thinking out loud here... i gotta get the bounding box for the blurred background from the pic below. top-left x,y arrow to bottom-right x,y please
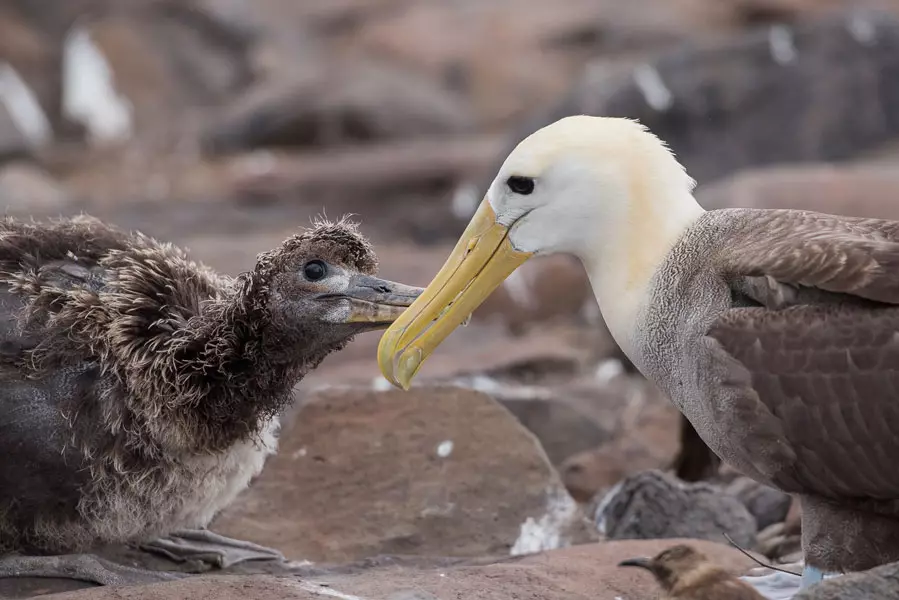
3,0 -> 899,573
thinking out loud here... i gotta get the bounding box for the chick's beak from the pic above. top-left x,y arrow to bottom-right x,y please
377,198 -> 532,390
342,274 -> 424,328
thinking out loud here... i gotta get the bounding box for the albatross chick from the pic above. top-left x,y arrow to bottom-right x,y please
377,115 -> 899,589
0,215 -> 421,585
619,544 -> 766,600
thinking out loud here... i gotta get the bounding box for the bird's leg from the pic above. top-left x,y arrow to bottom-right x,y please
0,553 -> 184,586
800,565 -> 824,589
138,528 -> 286,570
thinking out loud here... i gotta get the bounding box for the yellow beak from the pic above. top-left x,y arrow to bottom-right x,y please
377,199 -> 533,389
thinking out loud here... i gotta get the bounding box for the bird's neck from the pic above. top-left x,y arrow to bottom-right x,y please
580,187 -> 704,359
143,276 -> 316,454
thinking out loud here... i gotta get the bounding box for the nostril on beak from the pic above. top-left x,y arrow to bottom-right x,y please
376,285 -> 391,293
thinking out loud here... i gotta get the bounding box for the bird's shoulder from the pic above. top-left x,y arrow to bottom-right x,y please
706,208 -> 899,305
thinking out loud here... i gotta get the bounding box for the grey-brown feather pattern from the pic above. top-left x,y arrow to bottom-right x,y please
639,208 -> 899,572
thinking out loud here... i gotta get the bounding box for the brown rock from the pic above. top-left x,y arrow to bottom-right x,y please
476,255 -> 593,332
202,61 -> 475,154
0,104 -> 30,161
0,161 -> 69,213
561,400 -> 681,503
66,4 -> 253,143
212,387 -> 596,562
697,164 -> 899,217
528,9 -> 899,185
0,5 -> 63,139
725,477 -> 792,532
340,0 -> 743,127
595,470 -> 758,548
793,559 -> 899,599
37,540 -> 759,600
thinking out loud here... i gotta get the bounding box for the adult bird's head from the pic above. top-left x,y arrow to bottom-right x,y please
378,115 -> 705,389
251,218 -> 422,349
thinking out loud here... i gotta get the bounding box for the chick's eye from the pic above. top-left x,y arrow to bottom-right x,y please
303,260 -> 327,281
506,175 -> 535,195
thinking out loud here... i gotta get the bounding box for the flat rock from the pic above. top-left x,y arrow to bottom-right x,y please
212,387 -> 596,562
526,9 -> 899,185
595,470 -> 758,549
0,161 -> 69,213
37,540 -> 759,600
475,254 -> 594,333
561,400 -> 681,503
0,104 -> 29,161
203,60 -> 475,154
726,477 -> 792,532
794,560 -> 899,599
697,163 -> 899,217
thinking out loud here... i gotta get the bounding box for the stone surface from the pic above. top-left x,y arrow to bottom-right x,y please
211,387 -> 596,562
595,470 -> 758,549
523,9 -> 899,186
0,103 -> 30,161
0,161 -> 69,213
726,477 -> 792,532
202,61 -> 475,154
475,254 -> 593,331
794,559 -> 899,599
697,164 -> 899,216
35,540 -> 759,600
561,400 -> 681,503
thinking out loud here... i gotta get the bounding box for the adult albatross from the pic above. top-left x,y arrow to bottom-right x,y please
378,115 -> 899,588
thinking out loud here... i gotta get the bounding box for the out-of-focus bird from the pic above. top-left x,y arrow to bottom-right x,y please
619,544 -> 767,600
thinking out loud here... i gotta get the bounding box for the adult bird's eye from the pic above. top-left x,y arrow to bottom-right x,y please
303,260 -> 327,281
506,175 -> 535,195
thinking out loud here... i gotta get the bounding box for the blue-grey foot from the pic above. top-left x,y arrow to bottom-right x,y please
138,528 -> 285,569
0,553 -> 185,586
800,565 -> 824,589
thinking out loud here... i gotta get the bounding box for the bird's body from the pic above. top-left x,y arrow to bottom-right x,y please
0,215 -> 421,573
377,115 -> 899,583
619,544 -> 767,600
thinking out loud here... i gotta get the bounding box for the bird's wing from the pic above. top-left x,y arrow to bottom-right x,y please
700,209 -> 899,501
0,219 -> 128,528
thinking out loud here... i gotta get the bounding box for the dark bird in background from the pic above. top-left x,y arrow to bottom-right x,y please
0,215 -> 422,585
619,544 -> 767,600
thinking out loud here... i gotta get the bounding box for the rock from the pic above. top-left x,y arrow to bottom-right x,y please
475,254 -> 592,331
202,61 -> 475,154
0,5 -> 62,141
339,0 -> 749,128
793,560 -> 899,599
697,163 -> 899,217
445,366 -> 679,473
0,161 -> 69,213
211,387 -> 596,562
526,9 -> 899,185
756,520 -> 802,560
561,401 -> 681,503
733,0 -> 899,24
36,540 -> 759,600
0,103 -> 30,161
725,477 -> 792,531
595,470 -> 758,549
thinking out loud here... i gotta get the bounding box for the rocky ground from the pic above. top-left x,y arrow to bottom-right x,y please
3,0 -> 899,599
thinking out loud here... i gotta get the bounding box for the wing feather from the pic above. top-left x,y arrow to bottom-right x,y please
705,209 -> 899,503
